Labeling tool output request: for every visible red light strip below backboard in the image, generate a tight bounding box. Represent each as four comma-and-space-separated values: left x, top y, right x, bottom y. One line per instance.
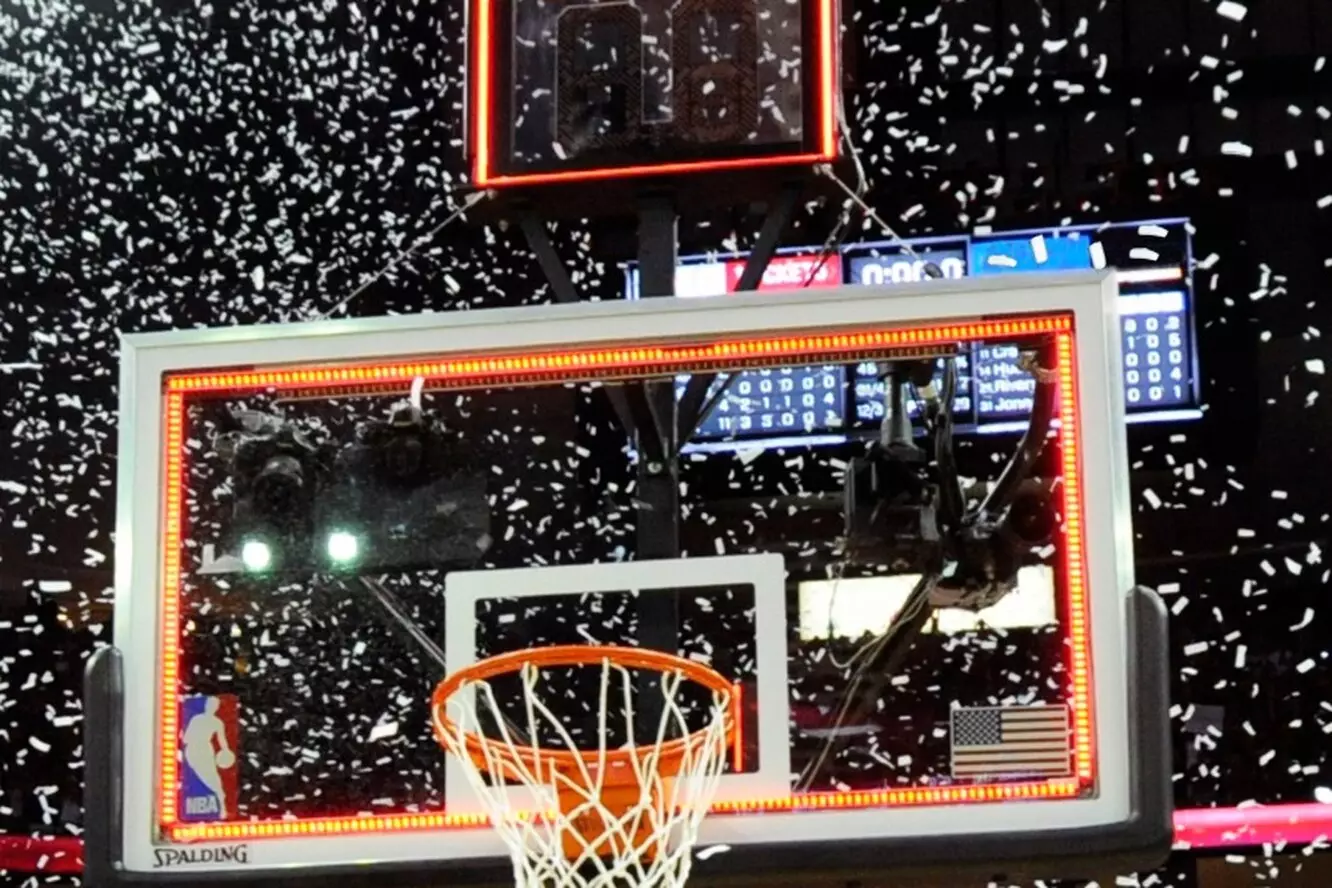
155, 314, 1095, 843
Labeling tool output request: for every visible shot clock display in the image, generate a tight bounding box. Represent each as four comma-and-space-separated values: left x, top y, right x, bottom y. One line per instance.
624, 218, 1199, 446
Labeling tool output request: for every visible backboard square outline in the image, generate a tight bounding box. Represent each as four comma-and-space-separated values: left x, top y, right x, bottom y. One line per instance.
152, 316, 1093, 843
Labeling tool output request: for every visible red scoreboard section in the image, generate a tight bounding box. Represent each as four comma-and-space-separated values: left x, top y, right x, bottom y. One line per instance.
725, 254, 843, 290
665, 253, 843, 298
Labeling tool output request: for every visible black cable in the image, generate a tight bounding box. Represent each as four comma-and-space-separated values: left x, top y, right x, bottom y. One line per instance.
800, 201, 862, 288
355, 577, 532, 743
977, 346, 1059, 521
797, 354, 956, 789
800, 344, 1059, 791
795, 572, 936, 792
696, 203, 864, 435
934, 357, 965, 536
691, 374, 734, 433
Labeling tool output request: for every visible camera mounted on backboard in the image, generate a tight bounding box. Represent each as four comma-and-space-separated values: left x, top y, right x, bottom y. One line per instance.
842, 351, 1060, 611
217, 411, 327, 569
321, 401, 492, 569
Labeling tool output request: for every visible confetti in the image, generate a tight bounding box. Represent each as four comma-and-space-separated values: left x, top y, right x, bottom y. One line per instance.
0, 0, 1325, 880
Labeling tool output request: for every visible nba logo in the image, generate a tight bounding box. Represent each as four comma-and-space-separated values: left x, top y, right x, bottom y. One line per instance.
178, 694, 240, 822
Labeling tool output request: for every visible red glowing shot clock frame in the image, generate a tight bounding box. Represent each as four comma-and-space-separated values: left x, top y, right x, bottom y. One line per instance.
465, 0, 841, 189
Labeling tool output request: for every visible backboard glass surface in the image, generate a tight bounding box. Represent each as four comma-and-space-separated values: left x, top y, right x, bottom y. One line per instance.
111, 275, 1151, 882
468, 0, 838, 186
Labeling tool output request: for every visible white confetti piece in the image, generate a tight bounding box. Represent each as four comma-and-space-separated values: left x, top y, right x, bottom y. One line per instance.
368, 721, 399, 742
1030, 235, 1049, 263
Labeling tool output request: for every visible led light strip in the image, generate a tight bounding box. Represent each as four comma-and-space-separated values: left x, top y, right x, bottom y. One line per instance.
164, 317, 1073, 394
471, 0, 491, 185
1056, 332, 1096, 783
168, 779, 1084, 843
157, 392, 186, 826
155, 314, 1092, 842
816, 0, 837, 157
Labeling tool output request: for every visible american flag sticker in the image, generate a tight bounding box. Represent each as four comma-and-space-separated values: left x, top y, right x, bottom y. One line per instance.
949, 704, 1072, 780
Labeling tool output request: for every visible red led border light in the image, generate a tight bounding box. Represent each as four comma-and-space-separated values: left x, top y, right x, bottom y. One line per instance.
164, 318, 1071, 395
1056, 331, 1097, 781
169, 781, 1084, 843
156, 315, 1094, 843
468, 0, 839, 188
158, 392, 186, 827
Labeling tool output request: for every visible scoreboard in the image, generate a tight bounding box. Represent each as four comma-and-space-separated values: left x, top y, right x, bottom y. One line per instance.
625, 219, 1199, 445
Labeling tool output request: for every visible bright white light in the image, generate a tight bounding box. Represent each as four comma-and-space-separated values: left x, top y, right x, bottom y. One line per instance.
797, 565, 1057, 642
240, 540, 273, 572
326, 531, 360, 565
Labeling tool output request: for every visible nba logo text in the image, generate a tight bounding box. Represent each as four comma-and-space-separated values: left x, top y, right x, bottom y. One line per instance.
178, 694, 240, 822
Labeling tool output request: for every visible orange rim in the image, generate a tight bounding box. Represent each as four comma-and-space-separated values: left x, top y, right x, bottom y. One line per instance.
431, 645, 737, 779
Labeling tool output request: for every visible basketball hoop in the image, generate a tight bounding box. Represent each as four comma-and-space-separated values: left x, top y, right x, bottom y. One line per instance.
431, 645, 739, 888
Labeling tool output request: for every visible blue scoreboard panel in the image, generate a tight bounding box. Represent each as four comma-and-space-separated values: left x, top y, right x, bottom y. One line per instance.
624, 218, 1199, 445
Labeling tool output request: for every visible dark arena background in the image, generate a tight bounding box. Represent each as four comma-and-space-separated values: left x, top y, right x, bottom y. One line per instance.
2, 0, 1332, 886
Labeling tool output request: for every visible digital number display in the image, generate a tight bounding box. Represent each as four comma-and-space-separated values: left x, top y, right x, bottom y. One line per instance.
679, 369, 845, 439
853, 355, 974, 424
843, 224, 1195, 430
679, 254, 847, 439
1120, 292, 1191, 409
848, 247, 967, 286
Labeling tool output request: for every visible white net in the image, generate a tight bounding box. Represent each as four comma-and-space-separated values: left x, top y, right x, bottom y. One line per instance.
435, 657, 733, 888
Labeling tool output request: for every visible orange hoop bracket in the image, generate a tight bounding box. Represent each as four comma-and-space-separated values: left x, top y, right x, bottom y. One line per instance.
430, 644, 739, 783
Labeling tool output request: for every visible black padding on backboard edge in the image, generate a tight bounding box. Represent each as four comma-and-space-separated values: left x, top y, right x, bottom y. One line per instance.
83, 586, 1172, 888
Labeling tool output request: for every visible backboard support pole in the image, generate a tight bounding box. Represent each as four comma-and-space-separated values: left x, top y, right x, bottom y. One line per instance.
518, 212, 638, 437
82, 644, 124, 888
634, 194, 683, 732
517, 186, 795, 735
677, 183, 802, 439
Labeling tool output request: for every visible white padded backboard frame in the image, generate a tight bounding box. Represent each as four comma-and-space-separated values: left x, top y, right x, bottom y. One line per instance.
113, 272, 1134, 875
441, 555, 791, 815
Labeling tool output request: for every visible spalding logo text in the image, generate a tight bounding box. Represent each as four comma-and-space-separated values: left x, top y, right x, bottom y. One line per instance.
153, 844, 250, 868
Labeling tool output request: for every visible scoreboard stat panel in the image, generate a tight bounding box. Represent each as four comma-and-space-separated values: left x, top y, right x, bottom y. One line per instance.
631, 219, 1197, 443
